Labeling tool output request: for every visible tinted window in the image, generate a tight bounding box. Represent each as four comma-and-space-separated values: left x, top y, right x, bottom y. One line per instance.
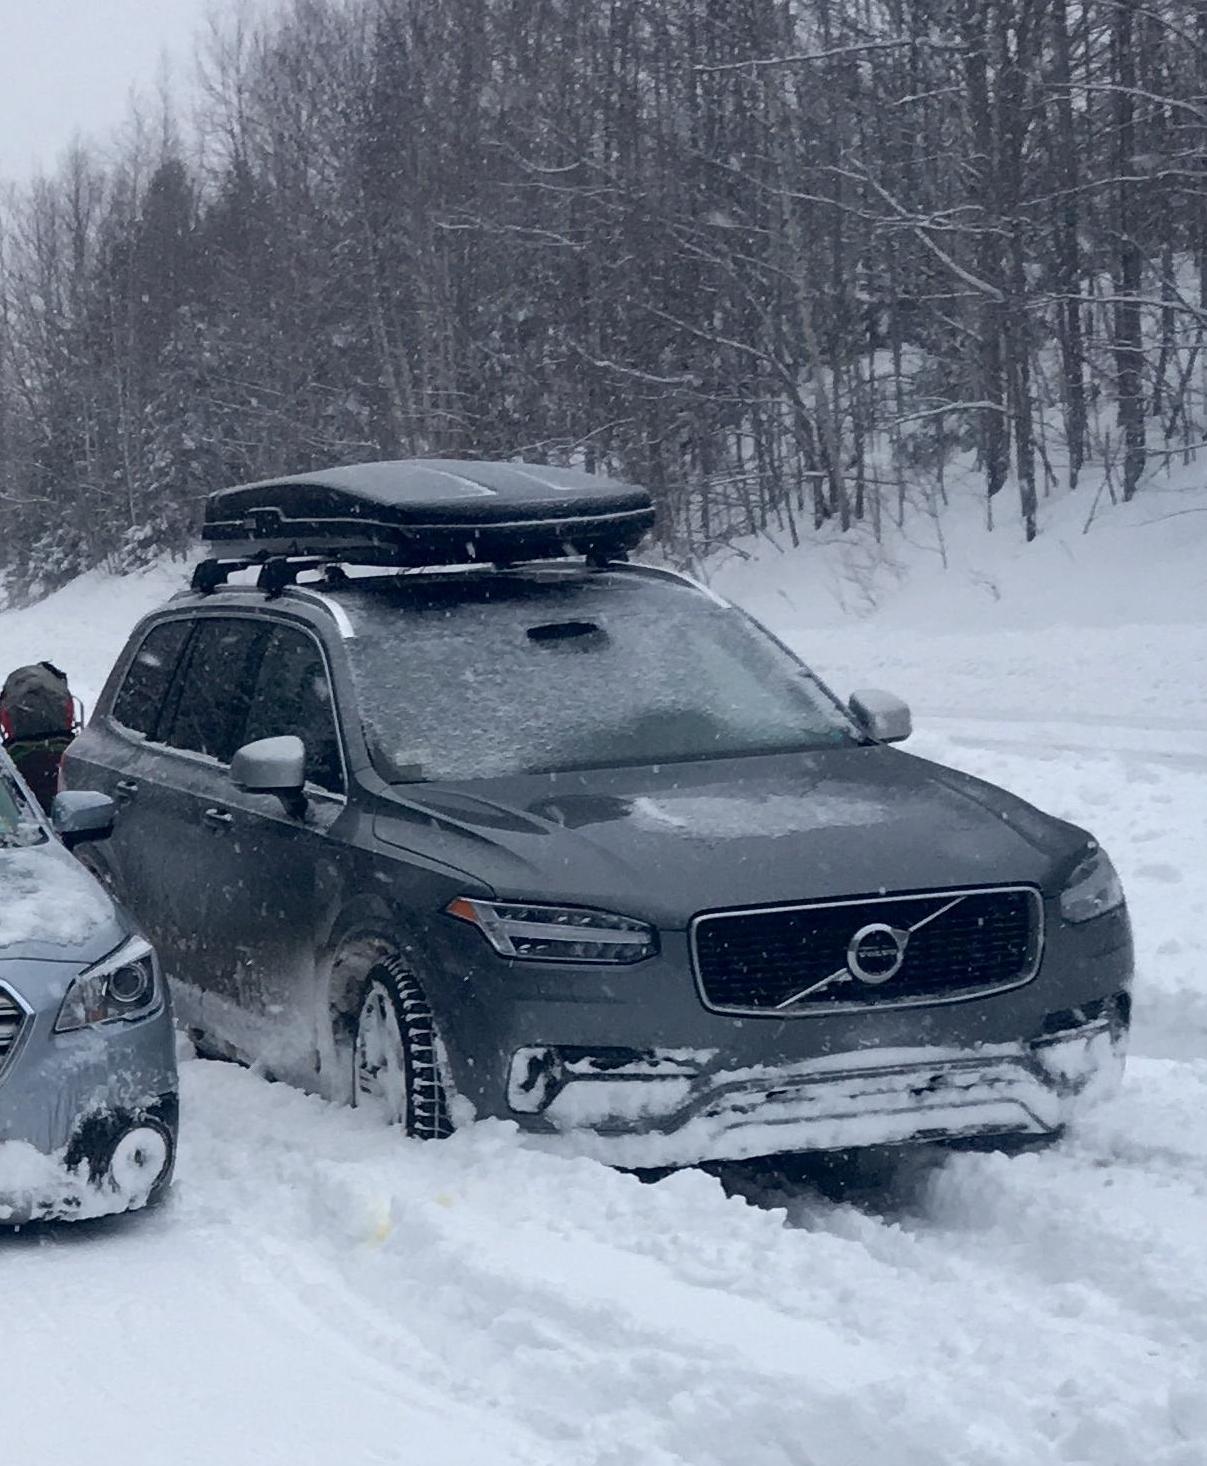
341, 575, 862, 782
111, 620, 192, 738
163, 619, 268, 763
242, 626, 344, 794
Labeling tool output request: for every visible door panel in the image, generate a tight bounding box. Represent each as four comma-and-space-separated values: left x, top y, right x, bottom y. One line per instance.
191, 785, 345, 1082
138, 617, 271, 1017
72, 610, 355, 1085
192, 623, 350, 1083
63, 617, 194, 927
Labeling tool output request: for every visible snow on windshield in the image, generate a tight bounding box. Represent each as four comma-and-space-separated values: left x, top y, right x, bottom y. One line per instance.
342, 576, 859, 782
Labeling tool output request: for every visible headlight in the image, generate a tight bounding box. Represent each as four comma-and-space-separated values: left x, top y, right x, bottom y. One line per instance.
55, 937, 161, 1033
1060, 847, 1125, 924
447, 898, 657, 964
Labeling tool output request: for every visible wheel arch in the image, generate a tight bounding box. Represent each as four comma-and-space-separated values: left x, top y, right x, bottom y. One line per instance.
314, 892, 438, 1102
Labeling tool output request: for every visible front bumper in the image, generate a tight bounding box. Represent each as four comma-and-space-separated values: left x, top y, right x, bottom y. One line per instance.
509, 1002, 1128, 1168
427, 899, 1134, 1168
0, 961, 179, 1223
0, 1095, 178, 1224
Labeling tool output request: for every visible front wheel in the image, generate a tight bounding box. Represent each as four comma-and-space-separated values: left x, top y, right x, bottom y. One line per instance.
351, 959, 451, 1139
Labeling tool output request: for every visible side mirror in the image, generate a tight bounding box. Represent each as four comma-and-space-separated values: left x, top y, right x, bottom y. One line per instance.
51, 790, 117, 848
230, 735, 306, 795
849, 688, 912, 744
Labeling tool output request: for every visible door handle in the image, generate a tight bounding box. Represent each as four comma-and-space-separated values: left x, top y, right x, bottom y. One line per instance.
114, 779, 139, 799
202, 807, 234, 830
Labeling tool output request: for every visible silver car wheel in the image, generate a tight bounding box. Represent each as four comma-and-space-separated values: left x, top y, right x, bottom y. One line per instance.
353, 980, 412, 1127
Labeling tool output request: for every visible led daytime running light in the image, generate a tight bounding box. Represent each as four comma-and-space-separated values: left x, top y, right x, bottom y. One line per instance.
448, 898, 657, 964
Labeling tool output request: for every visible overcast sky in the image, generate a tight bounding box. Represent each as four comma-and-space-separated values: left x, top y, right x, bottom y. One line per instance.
0, 0, 220, 180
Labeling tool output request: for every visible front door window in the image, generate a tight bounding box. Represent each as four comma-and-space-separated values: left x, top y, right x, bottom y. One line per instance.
241, 626, 344, 795
161, 619, 269, 763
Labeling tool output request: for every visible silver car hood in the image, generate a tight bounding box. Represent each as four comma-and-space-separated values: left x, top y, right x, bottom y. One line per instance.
0, 841, 128, 966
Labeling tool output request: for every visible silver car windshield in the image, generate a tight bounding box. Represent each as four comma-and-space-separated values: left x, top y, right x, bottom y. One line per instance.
0, 765, 47, 848
341, 576, 863, 782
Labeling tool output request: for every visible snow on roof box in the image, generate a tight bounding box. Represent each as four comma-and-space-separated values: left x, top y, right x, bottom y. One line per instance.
201, 458, 656, 568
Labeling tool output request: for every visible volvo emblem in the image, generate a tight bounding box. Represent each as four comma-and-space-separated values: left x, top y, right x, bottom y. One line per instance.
846, 923, 908, 985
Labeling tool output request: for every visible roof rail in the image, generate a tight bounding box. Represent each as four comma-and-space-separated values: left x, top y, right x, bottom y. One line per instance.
609, 560, 731, 607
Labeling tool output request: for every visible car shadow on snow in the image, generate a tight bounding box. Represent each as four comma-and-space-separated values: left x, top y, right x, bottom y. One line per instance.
708, 1146, 949, 1221
0, 1197, 171, 1249
697, 1134, 1059, 1226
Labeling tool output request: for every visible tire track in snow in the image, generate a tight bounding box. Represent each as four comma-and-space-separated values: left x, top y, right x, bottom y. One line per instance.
177, 1064, 977, 1466
172, 1050, 1207, 1466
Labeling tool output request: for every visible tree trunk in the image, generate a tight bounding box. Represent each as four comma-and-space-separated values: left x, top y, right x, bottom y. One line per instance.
1113, 0, 1146, 501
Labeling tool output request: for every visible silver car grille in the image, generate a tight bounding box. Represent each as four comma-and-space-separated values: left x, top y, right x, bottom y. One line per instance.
0, 986, 29, 1072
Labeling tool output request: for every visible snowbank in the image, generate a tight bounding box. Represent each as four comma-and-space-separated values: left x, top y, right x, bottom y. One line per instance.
708, 470, 1207, 731
0, 559, 188, 712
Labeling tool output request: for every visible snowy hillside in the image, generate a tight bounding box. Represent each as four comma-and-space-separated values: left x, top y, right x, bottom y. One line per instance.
708, 467, 1207, 729
2, 487, 1206, 1466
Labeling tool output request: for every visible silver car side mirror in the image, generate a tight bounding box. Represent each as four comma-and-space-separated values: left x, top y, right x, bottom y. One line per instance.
849, 689, 912, 744
51, 790, 117, 848
230, 736, 306, 794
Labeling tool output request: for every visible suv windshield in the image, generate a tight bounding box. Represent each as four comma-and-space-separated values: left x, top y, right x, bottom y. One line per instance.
0, 761, 47, 848
340, 572, 862, 782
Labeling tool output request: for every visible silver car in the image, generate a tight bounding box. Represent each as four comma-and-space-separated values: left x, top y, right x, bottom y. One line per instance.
0, 751, 177, 1223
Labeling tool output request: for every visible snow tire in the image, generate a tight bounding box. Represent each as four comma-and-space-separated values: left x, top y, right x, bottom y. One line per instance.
351, 957, 452, 1140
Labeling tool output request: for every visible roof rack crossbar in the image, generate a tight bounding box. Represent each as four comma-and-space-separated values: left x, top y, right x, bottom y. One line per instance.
191, 558, 253, 594
192, 554, 339, 597
256, 557, 325, 597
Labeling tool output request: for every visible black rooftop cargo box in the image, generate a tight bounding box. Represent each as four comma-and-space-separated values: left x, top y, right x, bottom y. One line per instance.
201, 459, 655, 568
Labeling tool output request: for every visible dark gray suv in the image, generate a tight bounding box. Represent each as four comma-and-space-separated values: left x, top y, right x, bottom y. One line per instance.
63, 460, 1133, 1167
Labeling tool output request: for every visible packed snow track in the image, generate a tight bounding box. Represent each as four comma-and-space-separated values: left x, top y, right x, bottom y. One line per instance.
2, 537, 1206, 1466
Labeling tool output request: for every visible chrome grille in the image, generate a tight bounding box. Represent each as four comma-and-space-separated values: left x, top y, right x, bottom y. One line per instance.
0, 986, 28, 1071
691, 886, 1043, 1015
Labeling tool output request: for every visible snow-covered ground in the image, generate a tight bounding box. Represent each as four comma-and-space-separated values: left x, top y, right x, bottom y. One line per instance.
2, 483, 1206, 1466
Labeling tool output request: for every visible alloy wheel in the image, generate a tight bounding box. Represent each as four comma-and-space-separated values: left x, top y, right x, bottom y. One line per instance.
353, 980, 412, 1127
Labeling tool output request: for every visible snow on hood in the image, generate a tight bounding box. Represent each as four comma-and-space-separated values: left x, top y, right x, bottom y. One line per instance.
0, 846, 113, 955
377, 745, 1080, 923
629, 790, 887, 839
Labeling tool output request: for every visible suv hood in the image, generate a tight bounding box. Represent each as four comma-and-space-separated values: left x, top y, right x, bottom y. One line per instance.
374, 745, 1085, 926
0, 841, 129, 965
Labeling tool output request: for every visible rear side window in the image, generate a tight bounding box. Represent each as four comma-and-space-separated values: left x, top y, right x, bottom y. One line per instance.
162, 618, 268, 764
111, 620, 192, 738
242, 626, 344, 794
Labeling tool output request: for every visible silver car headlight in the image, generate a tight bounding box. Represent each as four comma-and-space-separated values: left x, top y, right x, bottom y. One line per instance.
55, 937, 162, 1033
447, 898, 657, 964
1060, 847, 1125, 924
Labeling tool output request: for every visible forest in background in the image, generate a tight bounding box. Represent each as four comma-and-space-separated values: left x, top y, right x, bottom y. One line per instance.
2, 0, 1206, 591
